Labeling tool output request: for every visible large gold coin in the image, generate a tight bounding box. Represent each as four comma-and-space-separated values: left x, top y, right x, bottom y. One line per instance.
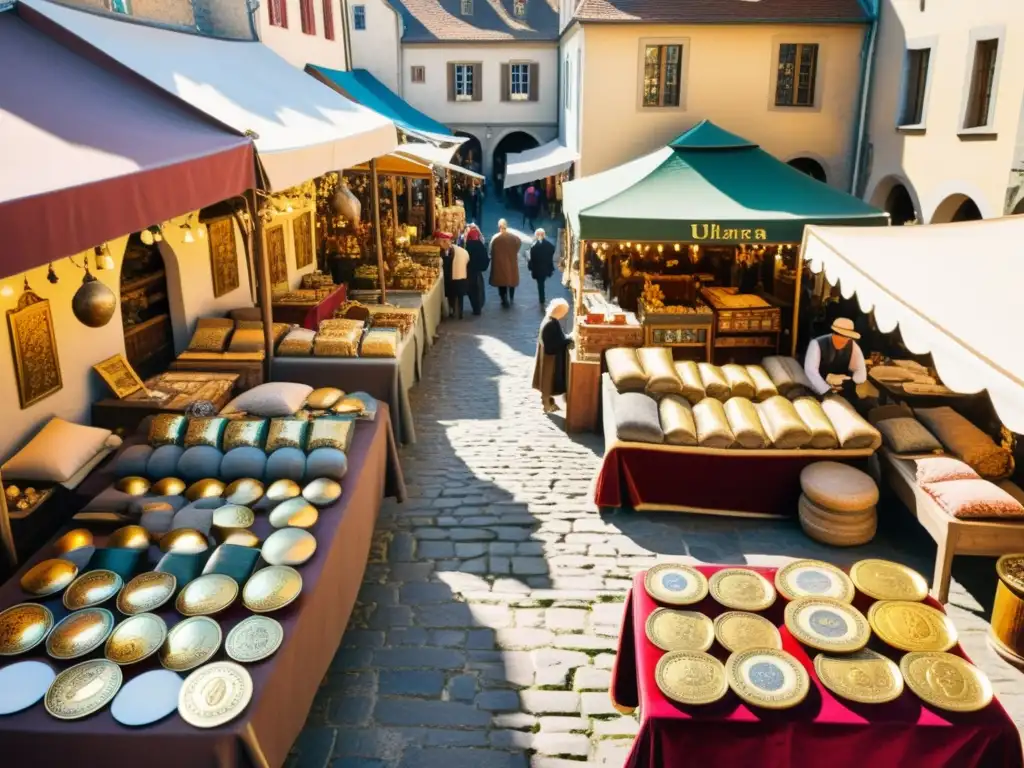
159, 616, 222, 672
775, 560, 855, 603
224, 478, 264, 506
46, 607, 116, 660
868, 600, 957, 652
267, 498, 319, 529
117, 571, 177, 615
900, 652, 993, 712
265, 479, 301, 503
63, 569, 123, 610
45, 659, 122, 720
226, 615, 285, 663
178, 661, 254, 728
261, 528, 317, 566
176, 573, 239, 616
645, 608, 714, 652
713, 611, 782, 653
104, 613, 168, 665
0, 603, 54, 656
185, 478, 225, 502
151, 477, 187, 497
242, 565, 303, 613
20, 558, 78, 597
726, 647, 810, 710
116, 476, 151, 496
53, 529, 94, 556
160, 528, 210, 555
655, 650, 728, 705
212, 504, 255, 530
850, 559, 928, 602
709, 569, 776, 611
814, 649, 904, 704
107, 525, 152, 550
643, 564, 709, 606
303, 478, 342, 507
784, 597, 870, 653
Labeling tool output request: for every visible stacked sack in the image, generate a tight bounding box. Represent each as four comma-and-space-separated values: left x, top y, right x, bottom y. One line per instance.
798, 461, 879, 546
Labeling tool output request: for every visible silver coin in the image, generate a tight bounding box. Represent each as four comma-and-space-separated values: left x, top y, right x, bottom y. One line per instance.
0, 660, 56, 715
110, 669, 183, 726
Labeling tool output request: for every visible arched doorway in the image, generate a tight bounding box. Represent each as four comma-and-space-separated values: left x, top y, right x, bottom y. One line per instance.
120, 232, 174, 379
931, 193, 983, 223
884, 184, 917, 225
452, 131, 482, 174
787, 157, 827, 183
492, 130, 539, 191
1011, 197, 1024, 215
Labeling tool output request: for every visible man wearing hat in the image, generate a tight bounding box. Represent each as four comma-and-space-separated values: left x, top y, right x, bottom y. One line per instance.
803, 317, 868, 402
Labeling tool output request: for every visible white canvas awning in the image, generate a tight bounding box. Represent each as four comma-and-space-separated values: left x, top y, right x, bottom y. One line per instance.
21, 0, 397, 191
396, 143, 484, 180
802, 216, 1024, 432
504, 140, 578, 190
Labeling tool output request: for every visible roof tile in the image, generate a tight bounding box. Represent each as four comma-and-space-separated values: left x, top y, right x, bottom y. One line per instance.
389, 0, 560, 42
572, 0, 870, 24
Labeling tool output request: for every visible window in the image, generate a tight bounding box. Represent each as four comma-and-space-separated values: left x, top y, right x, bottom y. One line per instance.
353, 4, 365, 30
268, 0, 287, 28
510, 63, 530, 100
964, 39, 999, 128
513, 0, 526, 17
461, 0, 473, 15
300, 0, 316, 34
452, 63, 475, 101
775, 43, 818, 107
322, 0, 335, 39
899, 48, 930, 126
411, 66, 425, 83
642, 44, 682, 108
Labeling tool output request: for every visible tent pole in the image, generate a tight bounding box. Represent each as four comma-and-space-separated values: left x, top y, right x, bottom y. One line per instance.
405, 179, 413, 235
0, 468, 15, 568
391, 175, 399, 233
791, 245, 805, 358
577, 238, 587, 315
249, 189, 275, 382
370, 158, 387, 304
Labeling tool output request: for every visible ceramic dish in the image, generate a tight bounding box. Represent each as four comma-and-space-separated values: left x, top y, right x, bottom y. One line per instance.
63, 569, 123, 610
46, 607, 116, 660
709, 568, 777, 611
0, 602, 55, 656
242, 565, 303, 613
104, 613, 168, 665
20, 558, 78, 597
117, 571, 178, 615
176, 573, 239, 616
159, 616, 222, 672
261, 528, 317, 566
643, 564, 709, 606
774, 559, 855, 603
267, 498, 319, 529
784, 597, 870, 653
45, 659, 123, 720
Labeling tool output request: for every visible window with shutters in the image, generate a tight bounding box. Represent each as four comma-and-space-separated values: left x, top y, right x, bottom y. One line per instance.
513, 0, 526, 17
510, 63, 530, 101
898, 47, 931, 127
353, 4, 366, 30
268, 0, 287, 28
964, 38, 999, 129
454, 63, 474, 101
322, 0, 335, 39
300, 0, 316, 34
775, 43, 818, 107
461, 0, 473, 15
411, 66, 426, 84
642, 44, 682, 108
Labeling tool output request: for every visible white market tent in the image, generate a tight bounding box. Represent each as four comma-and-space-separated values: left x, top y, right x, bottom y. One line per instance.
503, 140, 578, 190
397, 142, 485, 181
801, 216, 1024, 432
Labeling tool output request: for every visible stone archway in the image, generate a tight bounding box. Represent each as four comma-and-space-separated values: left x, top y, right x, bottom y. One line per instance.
492, 130, 540, 190
121, 232, 176, 378
884, 184, 918, 225
931, 193, 983, 223
787, 157, 827, 183
451, 131, 483, 174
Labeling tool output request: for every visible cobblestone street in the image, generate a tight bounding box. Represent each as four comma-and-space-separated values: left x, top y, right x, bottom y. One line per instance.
290, 201, 1024, 768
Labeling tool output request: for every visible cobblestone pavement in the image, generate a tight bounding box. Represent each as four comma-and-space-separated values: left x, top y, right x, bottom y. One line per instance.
290, 199, 1024, 768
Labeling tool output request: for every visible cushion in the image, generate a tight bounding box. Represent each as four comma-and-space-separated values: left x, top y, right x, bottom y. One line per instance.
222, 419, 268, 451
111, 444, 154, 479
177, 446, 224, 482
658, 395, 697, 446
724, 397, 768, 449
266, 419, 309, 453
637, 347, 683, 396
277, 328, 317, 356
606, 348, 648, 393
800, 461, 879, 512
922, 478, 1024, 519
673, 361, 706, 404
233, 321, 292, 348
361, 328, 401, 358
722, 365, 756, 400
305, 447, 349, 481
746, 365, 779, 402
186, 323, 233, 352
172, 504, 215, 535
692, 398, 736, 449
612, 391, 664, 444
221, 382, 313, 418
305, 387, 345, 410
762, 356, 814, 396
915, 406, 1014, 479
821, 396, 882, 450
265, 447, 307, 482
2, 418, 114, 483
915, 456, 979, 485
220, 447, 268, 482
183, 417, 228, 449
757, 396, 812, 450
791, 397, 839, 450
139, 505, 176, 536
868, 402, 914, 426
875, 417, 943, 455
698, 363, 730, 401
226, 327, 266, 353
307, 419, 355, 452
147, 445, 185, 479
149, 414, 187, 447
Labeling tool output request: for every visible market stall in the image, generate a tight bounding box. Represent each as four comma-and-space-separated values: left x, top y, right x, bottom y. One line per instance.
502, 140, 578, 219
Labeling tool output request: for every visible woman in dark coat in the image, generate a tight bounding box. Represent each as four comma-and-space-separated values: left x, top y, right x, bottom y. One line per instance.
527, 228, 556, 306
464, 224, 489, 315
532, 299, 573, 413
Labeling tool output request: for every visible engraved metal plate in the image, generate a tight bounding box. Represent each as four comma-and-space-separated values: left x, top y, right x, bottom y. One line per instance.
46, 608, 116, 660
784, 597, 870, 653
814, 649, 904, 704
709, 568, 776, 611
45, 659, 123, 720
176, 573, 239, 616
655, 650, 728, 705
107, 525, 152, 550
0, 602, 54, 656
242, 565, 303, 613
775, 560, 855, 603
726, 647, 810, 710
850, 559, 928, 602
643, 564, 709, 606
713, 611, 782, 654
63, 569, 123, 610
644, 608, 713, 652
267, 498, 319, 529
261, 528, 317, 566
178, 661, 254, 728
104, 613, 168, 665
159, 616, 222, 672
868, 600, 957, 652
117, 571, 177, 615
900, 651, 993, 713
226, 615, 284, 663
20, 558, 78, 597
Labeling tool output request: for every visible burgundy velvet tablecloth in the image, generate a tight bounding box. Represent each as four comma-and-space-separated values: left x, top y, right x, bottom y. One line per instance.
272, 284, 347, 330
611, 568, 1024, 768
0, 407, 401, 768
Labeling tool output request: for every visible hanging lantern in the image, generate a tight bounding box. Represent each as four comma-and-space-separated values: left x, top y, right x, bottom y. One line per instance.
332, 183, 361, 225
72, 269, 117, 328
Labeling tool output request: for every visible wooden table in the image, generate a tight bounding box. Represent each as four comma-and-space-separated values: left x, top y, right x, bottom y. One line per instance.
91, 371, 239, 434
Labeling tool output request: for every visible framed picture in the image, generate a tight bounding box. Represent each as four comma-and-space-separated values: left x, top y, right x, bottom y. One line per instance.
7, 288, 62, 409
265, 224, 288, 287
293, 212, 314, 270
93, 353, 147, 399
208, 217, 240, 298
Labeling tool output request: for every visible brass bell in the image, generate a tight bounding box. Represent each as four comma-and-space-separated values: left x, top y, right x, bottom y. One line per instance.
72, 270, 117, 328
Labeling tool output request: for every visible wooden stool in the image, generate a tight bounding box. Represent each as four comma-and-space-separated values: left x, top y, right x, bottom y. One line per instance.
798, 462, 880, 547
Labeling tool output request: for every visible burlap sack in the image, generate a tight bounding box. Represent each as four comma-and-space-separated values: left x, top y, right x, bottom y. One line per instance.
792, 396, 840, 450
725, 397, 769, 449
638, 347, 683, 396
659, 395, 698, 446
757, 396, 812, 449
698, 363, 730, 402
722, 364, 756, 400
673, 361, 706, 404
606, 348, 648, 392
693, 398, 736, 449
746, 365, 779, 402
822, 396, 882, 451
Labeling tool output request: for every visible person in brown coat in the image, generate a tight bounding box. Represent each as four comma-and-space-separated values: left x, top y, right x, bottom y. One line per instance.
488, 218, 521, 307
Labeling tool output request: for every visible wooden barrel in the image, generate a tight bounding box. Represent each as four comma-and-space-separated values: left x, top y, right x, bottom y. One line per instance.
989, 554, 1024, 667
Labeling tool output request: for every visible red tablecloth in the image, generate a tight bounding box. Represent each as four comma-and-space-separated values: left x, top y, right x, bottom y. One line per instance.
611, 567, 1024, 768
272, 283, 347, 329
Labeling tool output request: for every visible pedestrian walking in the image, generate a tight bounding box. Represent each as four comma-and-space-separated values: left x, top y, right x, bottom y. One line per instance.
449, 236, 470, 319
489, 218, 521, 307
438, 231, 461, 319
532, 298, 573, 413
464, 224, 489, 315
527, 228, 556, 306
522, 183, 541, 230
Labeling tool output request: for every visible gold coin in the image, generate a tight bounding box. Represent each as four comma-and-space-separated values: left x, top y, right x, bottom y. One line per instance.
265, 479, 301, 503
63, 569, 123, 610
224, 478, 264, 506
104, 613, 168, 665
995, 554, 1024, 597
178, 661, 254, 728
775, 560, 855, 603
226, 615, 285, 663
643, 564, 709, 606
242, 565, 303, 613
655, 650, 728, 705
176, 574, 239, 617
267, 498, 319, 529
212, 504, 255, 530
784, 597, 870, 653
261, 528, 317, 566
185, 478, 225, 502
645, 608, 714, 652
117, 571, 177, 615
107, 525, 152, 550
20, 559, 78, 597
151, 477, 187, 496
868, 600, 957, 652
218, 529, 261, 548
0, 603, 54, 656
45, 659, 123, 720
46, 607, 116, 660
814, 649, 904, 704
160, 528, 210, 555
116, 476, 151, 496
726, 647, 810, 710
900, 652, 993, 712
330, 397, 364, 415
850, 559, 928, 602
53, 529, 94, 556
303, 478, 343, 507
713, 611, 782, 653
159, 616, 222, 672
709, 568, 776, 611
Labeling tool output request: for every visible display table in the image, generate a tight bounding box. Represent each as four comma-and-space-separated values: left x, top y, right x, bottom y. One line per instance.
271, 284, 347, 329
0, 406, 405, 768
611, 567, 1024, 768
92, 372, 239, 433
351, 276, 443, 349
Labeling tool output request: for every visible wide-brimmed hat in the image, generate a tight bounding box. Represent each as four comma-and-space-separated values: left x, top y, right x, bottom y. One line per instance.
831, 318, 861, 340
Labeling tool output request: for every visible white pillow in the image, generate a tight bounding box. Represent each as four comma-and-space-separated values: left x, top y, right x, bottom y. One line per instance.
220, 382, 314, 418
3, 418, 114, 483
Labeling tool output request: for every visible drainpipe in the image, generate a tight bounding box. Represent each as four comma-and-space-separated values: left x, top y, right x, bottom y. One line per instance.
850, 0, 879, 197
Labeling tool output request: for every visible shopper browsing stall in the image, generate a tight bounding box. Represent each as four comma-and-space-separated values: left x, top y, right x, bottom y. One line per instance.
532, 298, 574, 413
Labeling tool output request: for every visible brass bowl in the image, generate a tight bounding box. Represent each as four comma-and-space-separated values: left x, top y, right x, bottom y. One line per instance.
20, 558, 78, 597
0, 603, 55, 656
107, 525, 152, 550
46, 607, 116, 660
160, 528, 210, 555
212, 504, 255, 530
63, 569, 124, 610
261, 528, 317, 566
268, 498, 319, 529
116, 476, 151, 496
159, 616, 222, 672
216, 529, 261, 548
224, 478, 264, 506
45, 659, 123, 720
151, 477, 187, 497
302, 478, 342, 507
265, 479, 301, 503
176, 573, 239, 616
53, 529, 94, 556
104, 613, 168, 665
242, 565, 303, 613
117, 571, 177, 615
184, 478, 225, 502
